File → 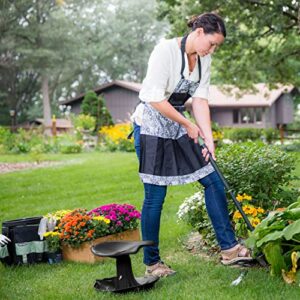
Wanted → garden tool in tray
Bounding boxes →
[200,141,268,267]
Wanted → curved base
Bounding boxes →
[94,275,159,293]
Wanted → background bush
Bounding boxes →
[99,124,134,152]
[223,127,279,144]
[216,142,299,209]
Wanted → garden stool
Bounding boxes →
[91,240,159,293]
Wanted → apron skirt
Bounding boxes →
[139,103,214,186]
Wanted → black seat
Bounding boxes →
[91,240,159,293]
[91,240,154,257]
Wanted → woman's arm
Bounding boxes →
[150,100,201,142]
[192,97,216,160]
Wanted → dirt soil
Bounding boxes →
[0,161,61,174]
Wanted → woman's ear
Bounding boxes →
[196,27,204,37]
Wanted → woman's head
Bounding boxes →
[187,13,226,57]
[187,13,226,37]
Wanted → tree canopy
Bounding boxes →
[157,0,300,88]
[0,0,165,126]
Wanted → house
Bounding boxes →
[62,80,296,128]
[62,81,141,124]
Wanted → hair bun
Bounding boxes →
[187,15,198,28]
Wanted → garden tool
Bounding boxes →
[200,140,268,267]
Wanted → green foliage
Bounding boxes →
[217,142,299,208]
[81,91,113,130]
[56,135,82,154]
[177,191,218,248]
[0,127,14,153]
[0,0,165,126]
[157,0,299,87]
[73,114,96,131]
[223,127,279,143]
[246,199,300,279]
[281,141,300,152]
[0,152,300,297]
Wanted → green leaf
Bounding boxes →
[257,231,284,248]
[287,200,300,210]
[283,219,300,240]
[263,242,287,276]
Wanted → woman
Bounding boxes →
[131,13,253,277]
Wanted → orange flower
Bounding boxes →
[233,210,242,220]
[80,222,86,227]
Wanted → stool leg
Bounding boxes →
[115,255,139,290]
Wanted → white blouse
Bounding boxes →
[131,38,211,125]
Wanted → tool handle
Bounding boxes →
[201,141,254,231]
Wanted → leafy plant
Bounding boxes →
[246,199,300,283]
[217,142,299,209]
[44,231,61,253]
[73,114,96,131]
[177,191,218,248]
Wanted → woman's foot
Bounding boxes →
[220,244,254,266]
[145,261,176,277]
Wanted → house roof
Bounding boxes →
[208,84,295,107]
[63,80,294,107]
[62,80,142,105]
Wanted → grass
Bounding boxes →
[0,152,299,300]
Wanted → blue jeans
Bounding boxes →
[133,123,237,265]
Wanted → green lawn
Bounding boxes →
[0,152,299,300]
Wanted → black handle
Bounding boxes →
[201,142,254,231]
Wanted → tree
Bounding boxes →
[0,0,88,132]
[157,0,300,88]
[0,0,166,128]
[81,91,113,130]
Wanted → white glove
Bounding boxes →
[0,234,11,246]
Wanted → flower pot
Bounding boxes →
[62,229,140,263]
[47,251,62,264]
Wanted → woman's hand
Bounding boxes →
[184,121,202,143]
[201,140,216,161]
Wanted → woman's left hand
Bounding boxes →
[202,140,216,161]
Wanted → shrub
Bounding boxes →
[81,91,113,129]
[99,123,134,152]
[262,128,279,144]
[223,128,262,142]
[0,126,14,152]
[56,134,82,154]
[216,142,299,209]
[73,114,96,131]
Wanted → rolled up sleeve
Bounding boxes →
[139,42,170,103]
[192,55,211,101]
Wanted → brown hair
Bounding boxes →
[187,13,226,37]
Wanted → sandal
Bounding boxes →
[221,244,254,266]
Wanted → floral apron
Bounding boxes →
[139,35,214,185]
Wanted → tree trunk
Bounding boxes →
[42,74,52,136]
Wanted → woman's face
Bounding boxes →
[193,28,224,57]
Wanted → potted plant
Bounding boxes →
[43,231,62,264]
[59,206,141,263]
